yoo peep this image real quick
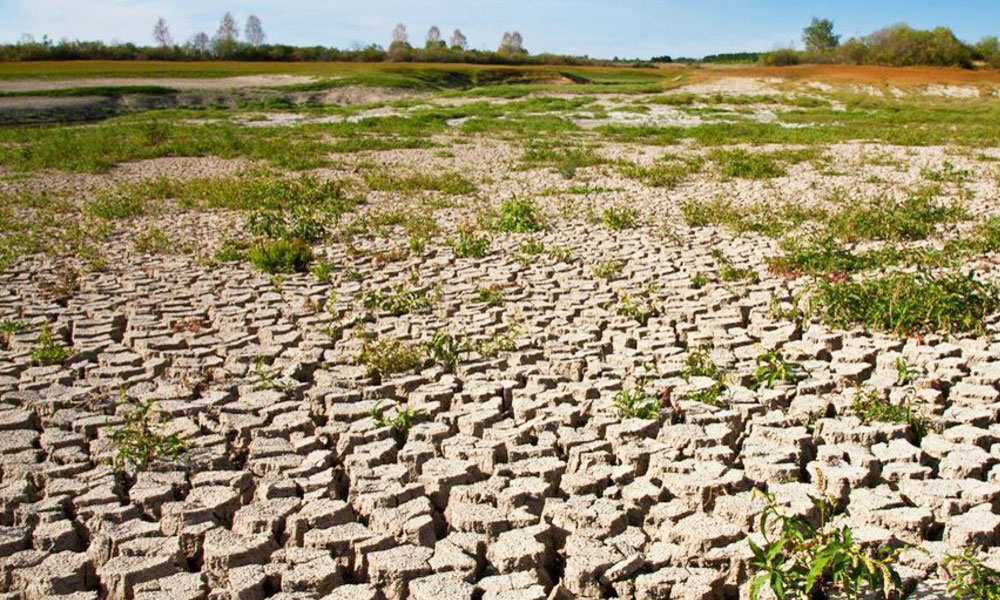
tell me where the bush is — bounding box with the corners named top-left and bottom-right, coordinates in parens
top-left (836, 23), bottom-right (974, 68)
top-left (248, 238), bottom-right (314, 274)
top-left (491, 198), bottom-right (547, 233)
top-left (760, 48), bottom-right (802, 66)
top-left (358, 336), bottom-right (423, 381)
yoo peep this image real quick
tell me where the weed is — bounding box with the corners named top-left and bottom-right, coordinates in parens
top-left (472, 284), bottom-right (507, 307)
top-left (311, 257), bottom-right (336, 283)
top-left (515, 238), bottom-right (546, 265)
top-left (750, 349), bottom-right (800, 390)
top-left (361, 284), bottom-right (437, 316)
top-left (370, 401), bottom-right (423, 443)
top-left (710, 149), bottom-right (786, 179)
top-left (712, 249), bottom-right (758, 283)
top-left (133, 228), bottom-right (173, 254)
top-left (365, 171), bottom-right (476, 195)
top-left (251, 356), bottom-right (292, 392)
top-left (616, 157), bottom-right (702, 188)
top-left (614, 377), bottom-right (661, 419)
top-left (491, 198), bottom-right (547, 233)
top-left (409, 235), bottom-right (427, 255)
top-left (592, 259), bottom-right (626, 279)
top-left (357, 336), bottom-right (423, 381)
top-left (474, 319), bottom-right (521, 357)
top-left (602, 206), bottom-right (640, 230)
top-left (0, 320), bottom-right (26, 348)
top-left (680, 344), bottom-right (729, 407)
top-left (812, 270), bottom-right (1000, 335)
top-left (547, 245), bottom-right (574, 263)
top-left (617, 291), bottom-right (660, 326)
top-left (895, 357), bottom-right (921, 386)
top-left (826, 193), bottom-right (966, 242)
top-left (921, 160), bottom-right (970, 184)
top-left (692, 272), bottom-right (709, 289)
top-left (85, 192), bottom-right (148, 219)
top-left (30, 324), bottom-right (73, 366)
top-left (248, 238), bottom-right (314, 274)
top-left (214, 238), bottom-right (249, 263)
top-left (748, 490), bottom-right (904, 600)
top-left (452, 230), bottom-right (490, 258)
top-left (107, 395), bottom-right (190, 473)
top-left (849, 386), bottom-right (930, 439)
top-left (424, 330), bottom-right (462, 373)
top-left (944, 549), bottom-right (1000, 600)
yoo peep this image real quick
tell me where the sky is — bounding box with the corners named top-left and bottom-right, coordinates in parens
top-left (1, 0), bottom-right (998, 59)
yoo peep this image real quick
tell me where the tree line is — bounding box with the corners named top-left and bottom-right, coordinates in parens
top-left (0, 13), bottom-right (624, 67)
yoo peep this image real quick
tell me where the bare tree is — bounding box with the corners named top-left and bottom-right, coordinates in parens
top-left (499, 31), bottom-right (525, 53)
top-left (152, 17), bottom-right (172, 47)
top-left (392, 23), bottom-right (408, 45)
top-left (426, 26), bottom-right (441, 44)
top-left (245, 14), bottom-right (265, 46)
top-left (450, 29), bottom-right (468, 50)
top-left (18, 33), bottom-right (35, 45)
top-left (191, 32), bottom-right (210, 52)
top-left (215, 12), bottom-right (239, 41)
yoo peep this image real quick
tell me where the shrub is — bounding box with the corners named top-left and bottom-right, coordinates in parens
top-left (0, 320), bottom-right (26, 349)
top-left (358, 336), bottom-right (423, 381)
top-left (614, 378), bottom-right (661, 419)
top-left (812, 270), bottom-right (1000, 335)
top-left (491, 198), bottom-right (546, 233)
top-left (30, 324), bottom-right (73, 366)
top-left (248, 238), bottom-right (314, 274)
top-left (944, 549), bottom-right (1000, 599)
top-left (759, 48), bottom-right (802, 66)
top-left (453, 230), bottom-right (490, 258)
top-left (107, 396), bottom-right (190, 472)
top-left (602, 206), bottom-right (640, 230)
top-left (749, 490), bottom-right (904, 599)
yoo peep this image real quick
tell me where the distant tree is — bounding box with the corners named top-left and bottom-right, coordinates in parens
top-left (152, 17), bottom-right (172, 48)
top-left (18, 33), bottom-right (35, 45)
top-left (499, 30), bottom-right (525, 54)
top-left (450, 29), bottom-right (468, 51)
top-left (216, 12), bottom-right (239, 42)
top-left (803, 18), bottom-right (840, 54)
top-left (426, 26), bottom-right (441, 45)
top-left (975, 36), bottom-right (1000, 68)
top-left (245, 15), bottom-right (265, 46)
top-left (191, 32), bottom-right (210, 52)
top-left (392, 23), bottom-right (408, 45)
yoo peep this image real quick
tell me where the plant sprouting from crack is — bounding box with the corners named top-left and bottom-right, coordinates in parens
top-left (107, 392), bottom-right (191, 472)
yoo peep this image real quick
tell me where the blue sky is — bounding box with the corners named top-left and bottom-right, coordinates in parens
top-left (1, 0), bottom-right (998, 59)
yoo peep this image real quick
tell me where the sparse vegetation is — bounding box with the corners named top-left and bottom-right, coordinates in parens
top-left (370, 401), bottom-right (423, 444)
top-left (453, 229), bottom-right (491, 258)
top-left (614, 377), bottom-right (661, 419)
top-left (491, 197), bottom-right (547, 233)
top-left (358, 335), bottom-right (423, 381)
top-left (30, 324), bottom-right (73, 366)
top-left (849, 386), bottom-right (930, 439)
top-left (750, 349), bottom-right (800, 390)
top-left (944, 549), bottom-right (1000, 600)
top-left (592, 259), bottom-right (626, 279)
top-left (602, 206), bottom-right (640, 230)
top-left (107, 395), bottom-right (190, 472)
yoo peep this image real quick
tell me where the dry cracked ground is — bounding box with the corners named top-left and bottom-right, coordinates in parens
top-left (3, 75), bottom-right (1000, 599)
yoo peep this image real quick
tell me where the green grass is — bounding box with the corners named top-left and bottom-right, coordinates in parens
top-left (452, 230), bottom-right (490, 258)
top-left (0, 85), bottom-right (179, 97)
top-left (616, 156), bottom-right (703, 188)
top-left (365, 171), bottom-right (477, 194)
top-left (491, 198), bottom-right (547, 233)
top-left (248, 238), bottom-right (314, 274)
top-left (812, 270), bottom-right (1000, 335)
top-left (826, 193), bottom-right (966, 242)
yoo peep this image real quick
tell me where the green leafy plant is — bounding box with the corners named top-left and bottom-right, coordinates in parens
top-left (30, 324), bottom-right (73, 366)
top-left (358, 336), bottom-right (423, 381)
top-left (0, 320), bottom-right (26, 349)
top-left (491, 197), bottom-right (547, 233)
top-left (424, 330), bottom-right (462, 373)
top-left (748, 490), bottom-right (904, 600)
top-left (751, 349), bottom-right (800, 390)
top-left (371, 401), bottom-right (423, 443)
top-left (453, 229), bottom-right (490, 258)
top-left (472, 284), bottom-right (506, 307)
top-left (515, 238), bottom-right (546, 266)
top-left (849, 386), bottom-right (930, 439)
top-left (592, 259), bottom-right (626, 279)
top-left (248, 237), bottom-right (314, 274)
top-left (547, 244), bottom-right (574, 263)
top-left (361, 284), bottom-right (437, 316)
top-left (691, 272), bottom-right (709, 289)
top-left (251, 356), bottom-right (292, 392)
top-left (614, 377), bottom-right (662, 420)
top-left (310, 257), bottom-right (336, 283)
top-left (107, 395), bottom-right (190, 472)
top-left (616, 290), bottom-right (660, 326)
top-left (602, 206), bottom-right (640, 230)
top-left (680, 344), bottom-right (729, 407)
top-left (944, 549), bottom-right (1000, 600)
top-left (133, 227), bottom-right (173, 254)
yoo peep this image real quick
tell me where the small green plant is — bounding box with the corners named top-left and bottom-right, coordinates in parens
top-left (248, 237), bottom-right (314, 274)
top-left (133, 228), bottom-right (173, 254)
top-left (471, 284), bottom-right (506, 307)
top-left (361, 284), bottom-right (437, 316)
top-left (751, 349), bottom-right (800, 390)
top-left (0, 320), bottom-right (27, 348)
top-left (491, 197), bottom-right (547, 233)
top-left (602, 206), bottom-right (640, 230)
top-left (748, 490), bottom-right (904, 600)
top-left (547, 244), bottom-right (574, 263)
top-left (515, 238), bottom-right (546, 265)
top-left (849, 386), bottom-right (930, 439)
top-left (712, 249), bottom-right (758, 283)
top-left (214, 238), bottom-right (249, 263)
top-left (107, 395), bottom-right (190, 472)
top-left (30, 324), bottom-right (73, 366)
top-left (357, 336), bottom-right (423, 381)
top-left (592, 259), bottom-right (626, 279)
top-left (614, 377), bottom-right (662, 420)
top-left (944, 549), bottom-right (1000, 600)
top-left (710, 149), bottom-right (786, 180)
top-left (895, 357), bottom-right (921, 386)
top-left (680, 344), bottom-right (728, 407)
top-left (311, 257), bottom-right (336, 283)
top-left (691, 272), bottom-right (709, 289)
top-left (616, 291), bottom-right (660, 326)
top-left (409, 235), bottom-right (427, 254)
top-left (85, 192), bottom-right (147, 219)
top-left (812, 270), bottom-right (1000, 335)
top-left (453, 229), bottom-right (490, 258)
top-left (251, 356), bottom-right (292, 392)
top-left (370, 401), bottom-right (423, 443)
top-left (424, 330), bottom-right (462, 373)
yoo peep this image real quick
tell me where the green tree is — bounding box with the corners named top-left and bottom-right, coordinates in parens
top-left (803, 18), bottom-right (840, 54)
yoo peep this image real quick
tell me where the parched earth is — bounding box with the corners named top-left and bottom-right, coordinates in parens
top-left (3, 83), bottom-right (1000, 600)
